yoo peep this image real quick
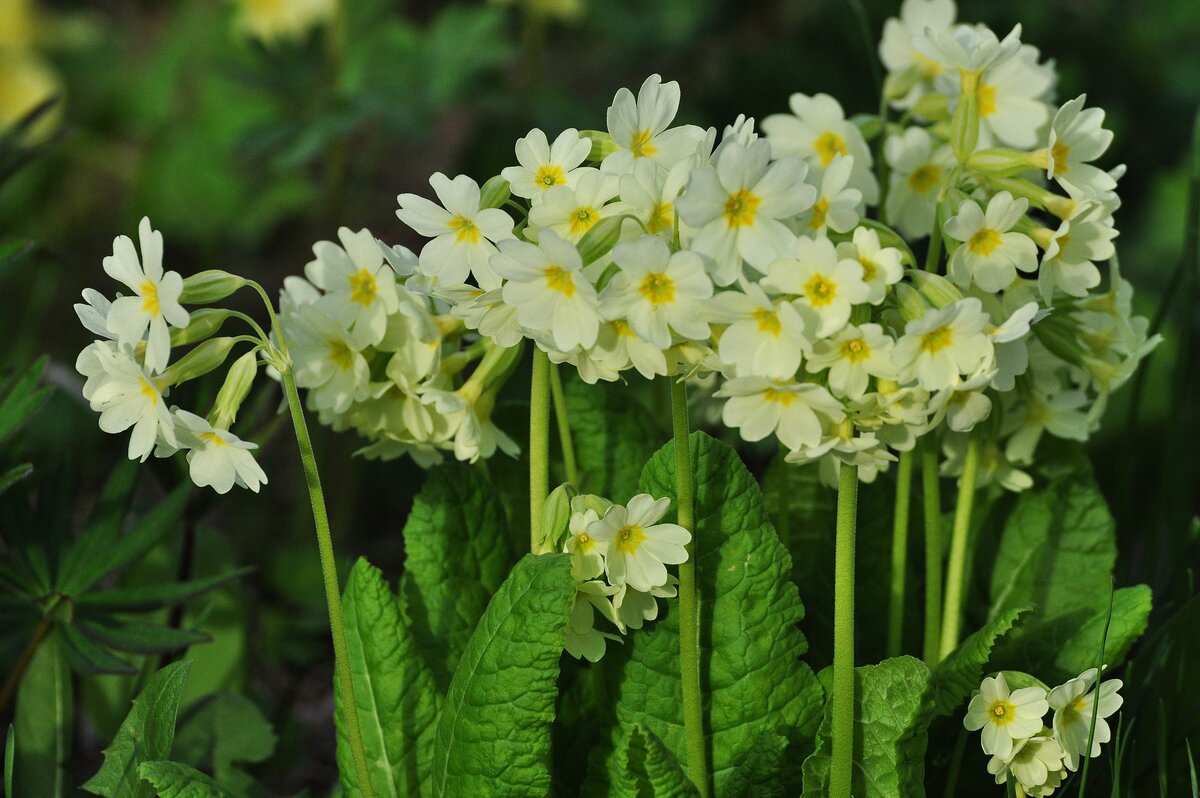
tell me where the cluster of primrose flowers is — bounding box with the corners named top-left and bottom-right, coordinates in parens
top-left (965, 668), bottom-right (1123, 796)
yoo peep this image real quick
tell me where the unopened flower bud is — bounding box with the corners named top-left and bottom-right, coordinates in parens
top-left (540, 483), bottom-right (577, 553)
top-left (577, 214), bottom-right (636, 266)
top-left (179, 270), bottom-right (246, 305)
top-left (479, 176), bottom-right (511, 210)
top-left (170, 308), bottom-right (235, 347)
top-left (579, 130), bottom-right (617, 162)
top-left (210, 349), bottom-right (258, 430)
top-left (909, 269), bottom-right (964, 308)
top-left (160, 337), bottom-right (240, 387)
top-left (895, 283), bottom-right (929, 322)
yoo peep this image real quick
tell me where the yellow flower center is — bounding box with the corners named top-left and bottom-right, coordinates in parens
top-left (535, 164), bottom-right (565, 189)
top-left (978, 82), bottom-right (997, 117)
top-left (858, 257), bottom-right (878, 283)
top-left (543, 265), bottom-right (576, 296)
top-left (614, 524), bottom-right (647, 554)
top-left (840, 338), bottom-right (871, 363)
top-left (814, 131), bottom-right (848, 166)
top-left (329, 340), bottom-right (356, 371)
top-left (804, 274), bottom-right (838, 307)
top-left (763, 387), bottom-right (797, 406)
top-left (907, 164), bottom-right (941, 194)
top-left (914, 52), bottom-right (942, 80)
top-left (1051, 141), bottom-right (1070, 176)
top-left (809, 197), bottom-right (830, 231)
top-left (989, 699), bottom-right (1016, 726)
top-left (752, 307), bottom-right (782, 336)
top-left (140, 280), bottom-right (160, 315)
top-left (348, 268), bottom-right (378, 306)
top-left (575, 532), bottom-right (595, 552)
top-left (648, 202), bottom-right (674, 234)
top-left (139, 378), bottom-right (160, 401)
top-left (723, 189), bottom-right (761, 228)
top-left (920, 325), bottom-right (954, 354)
top-left (630, 128), bottom-right (657, 158)
top-left (638, 272), bottom-right (675, 306)
top-left (199, 431), bottom-right (229, 448)
top-left (449, 215), bottom-right (480, 245)
top-left (569, 206), bottom-right (599, 237)
top-left (968, 228), bottom-right (1003, 256)
top-left (612, 319), bottom-right (637, 338)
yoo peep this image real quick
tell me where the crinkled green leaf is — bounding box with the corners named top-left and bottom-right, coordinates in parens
top-left (173, 693), bottom-right (276, 782)
top-left (564, 374), bottom-right (663, 500)
top-left (800, 656), bottom-right (935, 798)
top-left (135, 761), bottom-right (234, 798)
top-left (722, 727), bottom-right (788, 798)
top-left (13, 632), bottom-right (72, 798)
top-left (400, 463), bottom-right (515, 692)
top-left (432, 553), bottom-right (575, 797)
top-left (336, 557), bottom-right (440, 798)
top-left (609, 724), bottom-right (700, 798)
top-left (588, 433), bottom-right (823, 797)
top-left (83, 660), bottom-right (191, 798)
top-left (932, 607), bottom-right (1029, 716)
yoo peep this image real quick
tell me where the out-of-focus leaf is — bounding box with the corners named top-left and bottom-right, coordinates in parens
top-left (422, 6), bottom-right (512, 108)
top-left (174, 693), bottom-right (276, 782)
top-left (0, 463), bottom-right (32, 494)
top-left (0, 355), bottom-right (50, 445)
top-left (75, 567), bottom-right (252, 613)
top-left (77, 616), bottom-right (210, 655)
top-left (57, 622), bottom-right (136, 676)
top-left (13, 632), bottom-right (72, 798)
top-left (4, 723), bottom-right (13, 798)
top-left (564, 373), bottom-right (663, 501)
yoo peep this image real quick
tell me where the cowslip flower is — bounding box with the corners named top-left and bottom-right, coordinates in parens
top-left (599, 236), bottom-right (713, 349)
top-left (1043, 95), bottom-right (1117, 200)
top-left (713, 284), bottom-right (812, 379)
top-left (564, 580), bottom-right (622, 662)
top-left (797, 154), bottom-right (862, 235)
top-left (601, 74), bottom-right (706, 176)
top-left (565, 507), bottom-right (606, 582)
top-left (396, 173), bottom-right (515, 287)
top-left (586, 494), bottom-right (690, 593)
top-left (304, 227), bottom-right (401, 347)
top-left (527, 171), bottom-right (623, 243)
top-left (944, 192), bottom-right (1038, 293)
top-left (102, 217), bottom-right (189, 375)
top-left (492, 230), bottom-right (601, 352)
top-left (884, 127), bottom-right (954, 239)
top-left (913, 22), bottom-right (1023, 76)
top-left (760, 92), bottom-right (878, 204)
top-left (83, 343), bottom-right (177, 462)
top-left (614, 576), bottom-right (677, 631)
top-left (501, 127), bottom-right (594, 200)
top-left (675, 139), bottom-right (814, 286)
top-left (964, 673), bottom-right (1050, 759)
top-left (763, 235), bottom-right (870, 337)
top-left (987, 735), bottom-right (1067, 796)
top-left (1036, 202), bottom-right (1118, 299)
top-left (806, 323), bottom-right (897, 399)
top-left (172, 409), bottom-right (267, 494)
top-left (1047, 668), bottom-right (1124, 771)
top-left (879, 0), bottom-right (957, 108)
top-left (835, 227), bottom-right (904, 305)
top-left (971, 44), bottom-right (1054, 149)
top-left (894, 298), bottom-right (994, 390)
top-left (283, 302), bottom-right (372, 415)
top-left (715, 377), bottom-right (844, 451)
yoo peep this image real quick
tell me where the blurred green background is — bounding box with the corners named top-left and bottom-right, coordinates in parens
top-left (0, 0), bottom-right (1196, 792)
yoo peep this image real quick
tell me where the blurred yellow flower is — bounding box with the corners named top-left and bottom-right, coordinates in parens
top-left (234, 0), bottom-right (337, 45)
top-left (0, 50), bottom-right (60, 140)
top-left (0, 0), bottom-right (37, 49)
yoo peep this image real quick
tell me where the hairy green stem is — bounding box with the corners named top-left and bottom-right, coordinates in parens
top-left (887, 451), bottom-right (914, 658)
top-left (938, 434), bottom-right (980, 660)
top-left (280, 370), bottom-right (374, 798)
top-left (670, 379), bottom-right (709, 798)
top-left (831, 462), bottom-right (859, 798)
top-left (529, 348), bottom-right (551, 553)
top-left (921, 437), bottom-right (944, 665)
top-left (548, 363), bottom-right (579, 487)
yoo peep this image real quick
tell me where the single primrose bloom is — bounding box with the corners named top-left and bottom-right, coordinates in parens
top-left (944, 191), bottom-right (1038, 293)
top-left (763, 234), bottom-right (870, 337)
top-left (586, 494), bottom-right (690, 593)
top-left (527, 170), bottom-right (623, 243)
top-left (964, 672), bottom-right (1050, 759)
top-left (894, 297), bottom-right (994, 391)
top-left (884, 127), bottom-right (954, 240)
top-left (172, 409), bottom-right (267, 494)
top-left (82, 342), bottom-right (177, 462)
top-left (501, 127), bottom-right (594, 200)
top-left (1047, 667), bottom-right (1124, 771)
top-left (715, 377), bottom-right (845, 452)
top-left (712, 283), bottom-right (812, 380)
top-left (600, 236), bottom-right (713, 349)
top-left (761, 92), bottom-right (879, 204)
top-left (304, 226), bottom-right (401, 348)
top-left (602, 73), bottom-right (706, 176)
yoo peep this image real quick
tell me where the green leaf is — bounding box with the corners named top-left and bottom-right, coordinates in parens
top-left (5, 724), bottom-right (13, 798)
top-left (0, 356), bottom-right (51, 445)
top-left (78, 617), bottom-right (210, 654)
top-left (0, 463), bottom-right (32, 494)
top-left (82, 661), bottom-right (192, 798)
top-left (609, 725), bottom-right (700, 798)
top-left (399, 463), bottom-right (515, 692)
top-left (57, 483), bottom-right (191, 597)
top-left (76, 567), bottom-right (254, 612)
top-left (723, 727), bottom-right (788, 797)
top-left (135, 761), bottom-right (235, 798)
top-left (564, 374), bottom-right (663, 501)
top-left (800, 656), bottom-right (936, 798)
top-left (589, 433), bottom-right (824, 797)
top-left (431, 553), bottom-right (576, 797)
top-left (336, 558), bottom-right (441, 797)
top-left (174, 693), bottom-right (276, 781)
top-left (57, 623), bottom-right (137, 675)
top-left (932, 607), bottom-right (1029, 716)
top-left (13, 632), bottom-right (72, 798)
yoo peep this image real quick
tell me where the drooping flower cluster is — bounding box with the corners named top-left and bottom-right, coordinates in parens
top-left (545, 490), bottom-right (690, 661)
top-left (964, 669), bottom-right (1123, 795)
top-left (75, 217), bottom-right (268, 494)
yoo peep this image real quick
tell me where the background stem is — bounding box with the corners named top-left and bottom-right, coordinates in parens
top-left (548, 362), bottom-right (578, 487)
top-left (280, 371), bottom-right (375, 798)
top-left (938, 434), bottom-right (980, 661)
top-left (670, 380), bottom-right (710, 798)
top-left (831, 462), bottom-right (859, 798)
top-left (887, 451), bottom-right (914, 658)
top-left (529, 348), bottom-right (551, 553)
top-left (921, 437), bottom-right (944, 665)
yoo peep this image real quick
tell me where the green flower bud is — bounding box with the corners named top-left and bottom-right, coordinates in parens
top-left (908, 269), bottom-right (963, 308)
top-left (479, 175), bottom-right (512, 210)
top-left (579, 130), bottom-right (617, 162)
top-left (967, 148), bottom-right (1035, 178)
top-left (179, 270), bottom-right (247, 305)
top-left (911, 92), bottom-right (950, 121)
top-left (883, 66), bottom-right (921, 103)
top-left (210, 349), bottom-right (258, 430)
top-left (577, 213), bottom-right (637, 266)
top-left (851, 113), bottom-right (884, 142)
top-left (950, 84), bottom-right (980, 163)
top-left (539, 482), bottom-right (577, 553)
top-left (1032, 312), bottom-right (1087, 367)
top-left (895, 283), bottom-right (929, 322)
top-left (170, 308), bottom-right (235, 346)
top-left (160, 337), bottom-right (240, 387)
top-left (570, 493), bottom-right (612, 518)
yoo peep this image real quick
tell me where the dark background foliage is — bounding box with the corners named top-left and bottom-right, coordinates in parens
top-left (0, 0), bottom-right (1196, 792)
